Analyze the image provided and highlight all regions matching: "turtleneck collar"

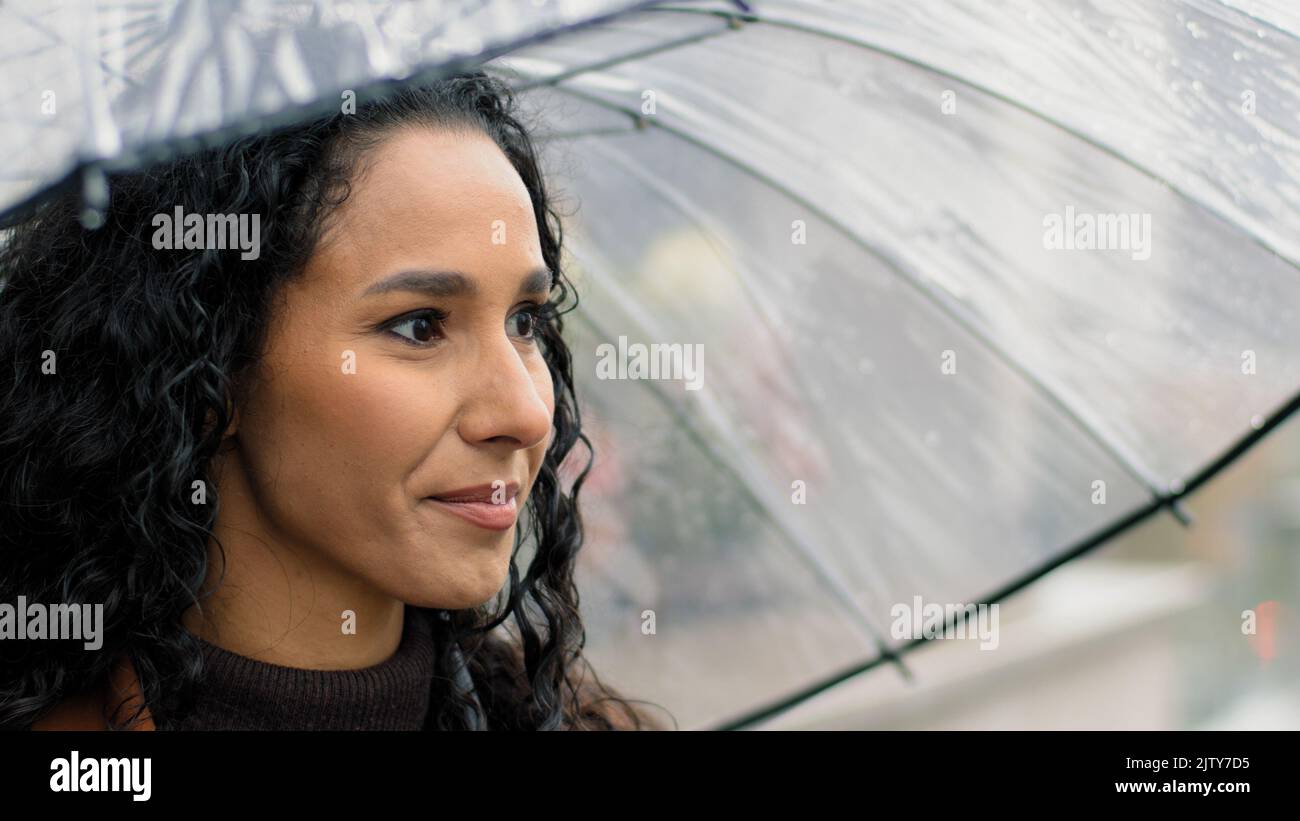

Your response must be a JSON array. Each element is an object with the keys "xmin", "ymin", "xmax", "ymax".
[{"xmin": 166, "ymin": 605, "xmax": 437, "ymax": 730}]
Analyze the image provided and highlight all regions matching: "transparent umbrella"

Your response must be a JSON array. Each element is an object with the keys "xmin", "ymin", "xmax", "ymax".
[{"xmin": 2, "ymin": 0, "xmax": 1297, "ymax": 730}]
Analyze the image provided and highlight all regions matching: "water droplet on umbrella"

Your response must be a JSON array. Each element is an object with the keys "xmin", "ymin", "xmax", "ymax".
[
  {"xmin": 79, "ymin": 209, "xmax": 105, "ymax": 230},
  {"xmin": 80, "ymin": 165, "xmax": 109, "ymax": 230}
]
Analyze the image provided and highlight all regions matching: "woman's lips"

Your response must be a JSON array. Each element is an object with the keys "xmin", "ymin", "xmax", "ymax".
[{"xmin": 423, "ymin": 495, "xmax": 518, "ymax": 531}]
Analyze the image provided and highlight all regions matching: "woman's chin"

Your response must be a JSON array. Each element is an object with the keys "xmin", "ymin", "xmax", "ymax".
[{"xmin": 398, "ymin": 564, "xmax": 512, "ymax": 611}]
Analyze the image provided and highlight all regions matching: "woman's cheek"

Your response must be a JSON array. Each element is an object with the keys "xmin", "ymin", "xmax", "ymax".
[{"xmin": 332, "ymin": 358, "xmax": 453, "ymax": 468}]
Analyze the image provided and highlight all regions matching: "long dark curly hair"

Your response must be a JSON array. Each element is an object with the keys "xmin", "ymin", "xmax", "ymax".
[{"xmin": 0, "ymin": 70, "xmax": 662, "ymax": 731}]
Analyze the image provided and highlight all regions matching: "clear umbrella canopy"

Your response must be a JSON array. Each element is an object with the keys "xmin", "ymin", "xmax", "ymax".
[
  {"xmin": 1, "ymin": 0, "xmax": 1298, "ymax": 730},
  {"xmin": 492, "ymin": 0, "xmax": 1300, "ymax": 727}
]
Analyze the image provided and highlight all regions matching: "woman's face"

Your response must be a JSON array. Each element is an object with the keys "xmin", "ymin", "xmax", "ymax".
[{"xmin": 218, "ymin": 125, "xmax": 555, "ymax": 611}]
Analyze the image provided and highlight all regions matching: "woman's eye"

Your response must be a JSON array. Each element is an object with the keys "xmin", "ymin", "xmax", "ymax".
[
  {"xmin": 508, "ymin": 304, "xmax": 547, "ymax": 340},
  {"xmin": 386, "ymin": 309, "xmax": 447, "ymax": 346}
]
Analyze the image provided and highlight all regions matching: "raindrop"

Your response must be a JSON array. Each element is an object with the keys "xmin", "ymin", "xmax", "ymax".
[
  {"xmin": 1185, "ymin": 20, "xmax": 1207, "ymax": 39},
  {"xmin": 1169, "ymin": 478, "xmax": 1185, "ymax": 494},
  {"xmin": 82, "ymin": 167, "xmax": 109, "ymax": 207},
  {"xmin": 78, "ymin": 165, "xmax": 110, "ymax": 230},
  {"xmin": 79, "ymin": 209, "xmax": 105, "ymax": 230},
  {"xmin": 1232, "ymin": 50, "xmax": 1244, "ymax": 62},
  {"xmin": 1250, "ymin": 414, "xmax": 1264, "ymax": 430},
  {"xmin": 1192, "ymin": 80, "xmax": 1204, "ymax": 93}
]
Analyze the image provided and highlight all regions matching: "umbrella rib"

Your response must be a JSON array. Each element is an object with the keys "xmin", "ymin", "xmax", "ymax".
[
  {"xmin": 540, "ymin": 80, "xmax": 1172, "ymax": 508},
  {"xmin": 511, "ymin": 18, "xmax": 739, "ymax": 93},
  {"xmin": 577, "ymin": 136, "xmax": 857, "ymax": 501},
  {"xmin": 574, "ymin": 134, "xmax": 951, "ymax": 618},
  {"xmin": 711, "ymin": 492, "xmax": 1162, "ymax": 729},
  {"xmin": 639, "ymin": 4, "xmax": 1300, "ymax": 276},
  {"xmin": 712, "ymin": 384, "xmax": 1300, "ymax": 729},
  {"xmin": 650, "ymin": 0, "xmax": 1300, "ymax": 46},
  {"xmin": 534, "ymin": 125, "xmax": 643, "ymax": 142},
  {"xmin": 572, "ymin": 134, "xmax": 910, "ymax": 638},
  {"xmin": 565, "ymin": 263, "xmax": 905, "ymax": 671},
  {"xmin": 1232, "ymin": 9, "xmax": 1300, "ymax": 44}
]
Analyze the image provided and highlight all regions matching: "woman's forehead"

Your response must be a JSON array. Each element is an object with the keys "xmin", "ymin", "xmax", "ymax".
[
  {"xmin": 348, "ymin": 127, "xmax": 533, "ymax": 223},
  {"xmin": 302, "ymin": 129, "xmax": 544, "ymax": 299}
]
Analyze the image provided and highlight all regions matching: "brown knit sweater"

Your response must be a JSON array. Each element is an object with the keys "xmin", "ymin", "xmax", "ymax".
[{"xmin": 163, "ymin": 606, "xmax": 438, "ymax": 730}]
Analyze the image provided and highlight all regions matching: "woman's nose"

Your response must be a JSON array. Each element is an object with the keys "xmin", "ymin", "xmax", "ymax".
[{"xmin": 455, "ymin": 330, "xmax": 552, "ymax": 451}]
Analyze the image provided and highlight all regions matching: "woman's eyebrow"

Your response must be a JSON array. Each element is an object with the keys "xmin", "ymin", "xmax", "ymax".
[
  {"xmin": 518, "ymin": 267, "xmax": 553, "ymax": 297},
  {"xmin": 362, "ymin": 268, "xmax": 553, "ymax": 298}
]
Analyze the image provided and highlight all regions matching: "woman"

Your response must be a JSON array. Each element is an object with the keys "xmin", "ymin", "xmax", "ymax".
[{"xmin": 0, "ymin": 71, "xmax": 663, "ymax": 730}]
